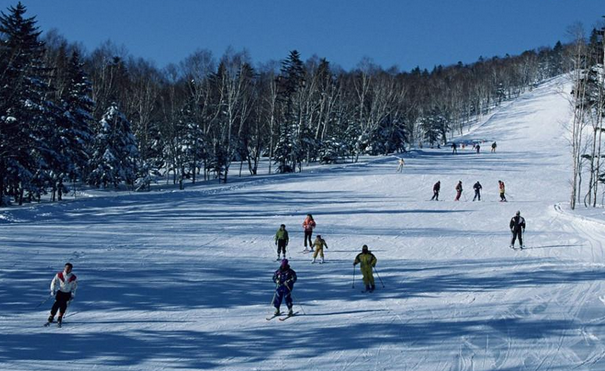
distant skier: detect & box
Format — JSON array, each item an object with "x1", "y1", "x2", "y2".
[
  {"x1": 472, "y1": 181, "x2": 482, "y2": 201},
  {"x1": 311, "y1": 235, "x2": 329, "y2": 264},
  {"x1": 498, "y1": 180, "x2": 507, "y2": 202},
  {"x1": 431, "y1": 181, "x2": 441, "y2": 201},
  {"x1": 272, "y1": 259, "x2": 297, "y2": 316},
  {"x1": 454, "y1": 181, "x2": 463, "y2": 201},
  {"x1": 302, "y1": 214, "x2": 316, "y2": 251},
  {"x1": 353, "y1": 245, "x2": 377, "y2": 292},
  {"x1": 396, "y1": 158, "x2": 405, "y2": 173},
  {"x1": 476, "y1": 144, "x2": 480, "y2": 153},
  {"x1": 491, "y1": 142, "x2": 497, "y2": 153},
  {"x1": 274, "y1": 224, "x2": 289, "y2": 260},
  {"x1": 509, "y1": 211, "x2": 526, "y2": 249},
  {"x1": 46, "y1": 263, "x2": 77, "y2": 326},
  {"x1": 451, "y1": 142, "x2": 458, "y2": 154}
]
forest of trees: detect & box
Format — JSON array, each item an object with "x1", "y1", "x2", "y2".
[
  {"x1": 569, "y1": 23, "x2": 605, "y2": 209},
  {"x1": 0, "y1": 3, "x2": 575, "y2": 206}
]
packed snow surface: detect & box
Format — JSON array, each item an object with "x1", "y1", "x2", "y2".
[{"x1": 2, "y1": 77, "x2": 605, "y2": 370}]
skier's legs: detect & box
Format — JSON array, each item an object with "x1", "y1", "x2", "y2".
[
  {"x1": 519, "y1": 232, "x2": 523, "y2": 247},
  {"x1": 273, "y1": 290, "x2": 284, "y2": 309},
  {"x1": 278, "y1": 240, "x2": 287, "y2": 256},
  {"x1": 51, "y1": 291, "x2": 70, "y2": 316},
  {"x1": 50, "y1": 300, "x2": 60, "y2": 316},
  {"x1": 284, "y1": 292, "x2": 293, "y2": 309},
  {"x1": 511, "y1": 231, "x2": 519, "y2": 246},
  {"x1": 312, "y1": 248, "x2": 319, "y2": 259},
  {"x1": 304, "y1": 231, "x2": 313, "y2": 247}
]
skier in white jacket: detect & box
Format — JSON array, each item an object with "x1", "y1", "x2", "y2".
[{"x1": 47, "y1": 263, "x2": 78, "y2": 325}]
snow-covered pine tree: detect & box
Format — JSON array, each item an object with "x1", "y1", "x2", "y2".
[
  {"x1": 50, "y1": 50, "x2": 94, "y2": 200},
  {"x1": 88, "y1": 104, "x2": 139, "y2": 188},
  {"x1": 0, "y1": 2, "x2": 53, "y2": 205},
  {"x1": 181, "y1": 105, "x2": 207, "y2": 186},
  {"x1": 274, "y1": 50, "x2": 305, "y2": 173}
]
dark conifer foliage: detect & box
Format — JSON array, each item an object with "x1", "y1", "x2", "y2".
[{"x1": 0, "y1": 2, "x2": 52, "y2": 205}]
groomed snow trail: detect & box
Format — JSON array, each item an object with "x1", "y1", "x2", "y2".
[{"x1": 1, "y1": 77, "x2": 605, "y2": 370}]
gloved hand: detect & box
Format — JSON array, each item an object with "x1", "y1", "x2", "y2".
[
  {"x1": 50, "y1": 291, "x2": 55, "y2": 296},
  {"x1": 275, "y1": 241, "x2": 278, "y2": 245}
]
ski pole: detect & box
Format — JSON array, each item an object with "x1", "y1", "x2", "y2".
[
  {"x1": 63, "y1": 301, "x2": 77, "y2": 319},
  {"x1": 373, "y1": 267, "x2": 385, "y2": 288},
  {"x1": 36, "y1": 294, "x2": 53, "y2": 309},
  {"x1": 289, "y1": 292, "x2": 306, "y2": 315},
  {"x1": 352, "y1": 265, "x2": 356, "y2": 288},
  {"x1": 285, "y1": 282, "x2": 306, "y2": 315}
]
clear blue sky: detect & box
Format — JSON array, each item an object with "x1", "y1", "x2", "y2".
[{"x1": 5, "y1": 0, "x2": 605, "y2": 71}]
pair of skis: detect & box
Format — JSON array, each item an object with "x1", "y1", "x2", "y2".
[{"x1": 266, "y1": 311, "x2": 299, "y2": 321}]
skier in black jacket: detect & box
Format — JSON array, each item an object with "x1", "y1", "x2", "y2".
[
  {"x1": 509, "y1": 211, "x2": 526, "y2": 249},
  {"x1": 473, "y1": 181, "x2": 482, "y2": 201},
  {"x1": 431, "y1": 181, "x2": 441, "y2": 201}
]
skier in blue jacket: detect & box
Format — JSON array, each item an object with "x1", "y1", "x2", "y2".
[{"x1": 272, "y1": 259, "x2": 297, "y2": 316}]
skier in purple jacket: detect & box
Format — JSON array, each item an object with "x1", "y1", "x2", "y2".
[{"x1": 272, "y1": 259, "x2": 297, "y2": 316}]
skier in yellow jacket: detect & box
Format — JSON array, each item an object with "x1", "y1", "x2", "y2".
[
  {"x1": 353, "y1": 245, "x2": 377, "y2": 292},
  {"x1": 311, "y1": 235, "x2": 328, "y2": 264}
]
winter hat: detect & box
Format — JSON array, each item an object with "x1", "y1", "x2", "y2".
[
  {"x1": 280, "y1": 259, "x2": 289, "y2": 268},
  {"x1": 316, "y1": 235, "x2": 321, "y2": 239},
  {"x1": 362, "y1": 245, "x2": 368, "y2": 252},
  {"x1": 516, "y1": 211, "x2": 521, "y2": 216}
]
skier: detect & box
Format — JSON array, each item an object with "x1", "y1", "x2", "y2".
[
  {"x1": 396, "y1": 158, "x2": 405, "y2": 173},
  {"x1": 509, "y1": 211, "x2": 526, "y2": 249},
  {"x1": 272, "y1": 259, "x2": 297, "y2": 316},
  {"x1": 431, "y1": 181, "x2": 441, "y2": 201},
  {"x1": 476, "y1": 144, "x2": 480, "y2": 153},
  {"x1": 498, "y1": 180, "x2": 507, "y2": 202},
  {"x1": 451, "y1": 142, "x2": 458, "y2": 154},
  {"x1": 46, "y1": 263, "x2": 77, "y2": 326},
  {"x1": 491, "y1": 142, "x2": 497, "y2": 153},
  {"x1": 353, "y1": 245, "x2": 377, "y2": 292},
  {"x1": 454, "y1": 181, "x2": 463, "y2": 201},
  {"x1": 472, "y1": 181, "x2": 482, "y2": 201},
  {"x1": 302, "y1": 214, "x2": 316, "y2": 251},
  {"x1": 274, "y1": 224, "x2": 289, "y2": 260},
  {"x1": 311, "y1": 235, "x2": 328, "y2": 264}
]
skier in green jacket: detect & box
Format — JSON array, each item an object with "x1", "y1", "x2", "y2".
[
  {"x1": 354, "y1": 245, "x2": 378, "y2": 292},
  {"x1": 274, "y1": 224, "x2": 289, "y2": 260}
]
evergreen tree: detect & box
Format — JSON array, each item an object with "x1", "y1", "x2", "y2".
[
  {"x1": 0, "y1": 2, "x2": 52, "y2": 205},
  {"x1": 274, "y1": 50, "x2": 305, "y2": 173},
  {"x1": 51, "y1": 50, "x2": 94, "y2": 199},
  {"x1": 88, "y1": 104, "x2": 138, "y2": 188}
]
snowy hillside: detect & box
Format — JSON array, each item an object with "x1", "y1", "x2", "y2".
[{"x1": 3, "y1": 76, "x2": 605, "y2": 371}]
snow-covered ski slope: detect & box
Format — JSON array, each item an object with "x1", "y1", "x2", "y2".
[{"x1": 2, "y1": 76, "x2": 605, "y2": 371}]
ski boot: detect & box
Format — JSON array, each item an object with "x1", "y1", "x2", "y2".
[
  {"x1": 369, "y1": 284, "x2": 375, "y2": 293},
  {"x1": 57, "y1": 316, "x2": 63, "y2": 327},
  {"x1": 288, "y1": 307, "x2": 294, "y2": 316},
  {"x1": 274, "y1": 308, "x2": 280, "y2": 316},
  {"x1": 311, "y1": 258, "x2": 316, "y2": 264},
  {"x1": 319, "y1": 258, "x2": 324, "y2": 264}
]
